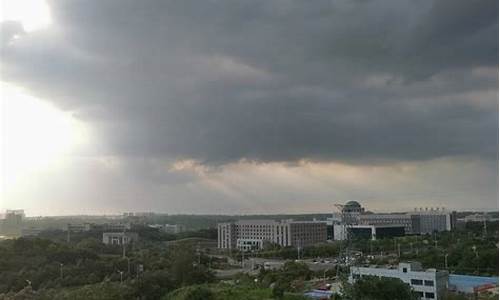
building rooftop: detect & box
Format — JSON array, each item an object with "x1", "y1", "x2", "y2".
[{"x1": 345, "y1": 201, "x2": 361, "y2": 207}]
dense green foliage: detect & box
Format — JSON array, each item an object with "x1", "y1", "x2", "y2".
[
  {"x1": 1, "y1": 218, "x2": 497, "y2": 299},
  {"x1": 342, "y1": 276, "x2": 418, "y2": 300},
  {"x1": 163, "y1": 284, "x2": 308, "y2": 300},
  {"x1": 0, "y1": 236, "x2": 214, "y2": 299}
]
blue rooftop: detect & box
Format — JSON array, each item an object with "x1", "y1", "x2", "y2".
[
  {"x1": 304, "y1": 289, "x2": 334, "y2": 299},
  {"x1": 449, "y1": 274, "x2": 498, "y2": 293}
]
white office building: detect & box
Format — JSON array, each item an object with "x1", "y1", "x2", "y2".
[
  {"x1": 350, "y1": 262, "x2": 449, "y2": 300},
  {"x1": 218, "y1": 220, "x2": 326, "y2": 251}
]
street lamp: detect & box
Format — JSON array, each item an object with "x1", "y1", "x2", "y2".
[
  {"x1": 59, "y1": 263, "x2": 64, "y2": 280},
  {"x1": 472, "y1": 245, "x2": 478, "y2": 258},
  {"x1": 118, "y1": 270, "x2": 124, "y2": 284}
]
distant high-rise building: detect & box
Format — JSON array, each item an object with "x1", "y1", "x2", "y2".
[{"x1": 0, "y1": 209, "x2": 24, "y2": 237}]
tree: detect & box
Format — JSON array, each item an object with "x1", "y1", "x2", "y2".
[
  {"x1": 182, "y1": 286, "x2": 215, "y2": 300},
  {"x1": 135, "y1": 270, "x2": 174, "y2": 299},
  {"x1": 271, "y1": 280, "x2": 286, "y2": 299},
  {"x1": 168, "y1": 244, "x2": 214, "y2": 286},
  {"x1": 281, "y1": 261, "x2": 312, "y2": 280},
  {"x1": 162, "y1": 285, "x2": 214, "y2": 300},
  {"x1": 344, "y1": 276, "x2": 418, "y2": 300}
]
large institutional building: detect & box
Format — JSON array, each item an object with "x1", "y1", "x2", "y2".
[
  {"x1": 332, "y1": 201, "x2": 457, "y2": 240},
  {"x1": 217, "y1": 220, "x2": 326, "y2": 251},
  {"x1": 218, "y1": 201, "x2": 458, "y2": 249}
]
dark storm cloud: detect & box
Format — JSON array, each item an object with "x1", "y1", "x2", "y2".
[{"x1": 1, "y1": 0, "x2": 498, "y2": 164}]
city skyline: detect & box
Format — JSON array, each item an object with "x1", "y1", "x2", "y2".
[{"x1": 1, "y1": 0, "x2": 498, "y2": 216}]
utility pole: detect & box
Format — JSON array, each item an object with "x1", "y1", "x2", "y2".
[
  {"x1": 472, "y1": 245, "x2": 479, "y2": 272},
  {"x1": 122, "y1": 228, "x2": 126, "y2": 259},
  {"x1": 127, "y1": 257, "x2": 131, "y2": 274},
  {"x1": 59, "y1": 263, "x2": 64, "y2": 280},
  {"x1": 444, "y1": 253, "x2": 448, "y2": 270},
  {"x1": 397, "y1": 243, "x2": 401, "y2": 258},
  {"x1": 482, "y1": 213, "x2": 488, "y2": 238},
  {"x1": 296, "y1": 240, "x2": 301, "y2": 260},
  {"x1": 197, "y1": 242, "x2": 201, "y2": 265},
  {"x1": 66, "y1": 226, "x2": 70, "y2": 243}
]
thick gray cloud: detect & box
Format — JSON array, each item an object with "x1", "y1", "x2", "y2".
[
  {"x1": 2, "y1": 0, "x2": 497, "y2": 164},
  {"x1": 1, "y1": 0, "x2": 498, "y2": 214}
]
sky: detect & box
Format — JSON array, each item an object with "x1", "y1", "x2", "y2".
[{"x1": 0, "y1": 0, "x2": 498, "y2": 216}]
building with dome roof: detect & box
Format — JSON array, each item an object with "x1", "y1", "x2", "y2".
[
  {"x1": 332, "y1": 201, "x2": 457, "y2": 239},
  {"x1": 342, "y1": 201, "x2": 365, "y2": 214}
]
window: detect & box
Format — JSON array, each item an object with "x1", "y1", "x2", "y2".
[
  {"x1": 403, "y1": 268, "x2": 407, "y2": 273},
  {"x1": 411, "y1": 279, "x2": 423, "y2": 285},
  {"x1": 425, "y1": 292, "x2": 435, "y2": 299},
  {"x1": 424, "y1": 280, "x2": 434, "y2": 286},
  {"x1": 415, "y1": 291, "x2": 424, "y2": 298}
]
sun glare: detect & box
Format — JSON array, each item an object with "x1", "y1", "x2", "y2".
[
  {"x1": 1, "y1": 0, "x2": 52, "y2": 32},
  {"x1": 1, "y1": 83, "x2": 89, "y2": 191}
]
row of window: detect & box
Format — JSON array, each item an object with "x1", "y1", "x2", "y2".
[
  {"x1": 410, "y1": 279, "x2": 434, "y2": 287},
  {"x1": 415, "y1": 291, "x2": 434, "y2": 299}
]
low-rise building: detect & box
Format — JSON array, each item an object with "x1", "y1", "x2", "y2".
[
  {"x1": 66, "y1": 223, "x2": 93, "y2": 232},
  {"x1": 66, "y1": 222, "x2": 131, "y2": 232},
  {"x1": 163, "y1": 224, "x2": 186, "y2": 234},
  {"x1": 461, "y1": 213, "x2": 492, "y2": 223},
  {"x1": 149, "y1": 224, "x2": 186, "y2": 234},
  {"x1": 102, "y1": 232, "x2": 138, "y2": 245},
  {"x1": 21, "y1": 228, "x2": 43, "y2": 237},
  {"x1": 350, "y1": 262, "x2": 448, "y2": 300}
]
